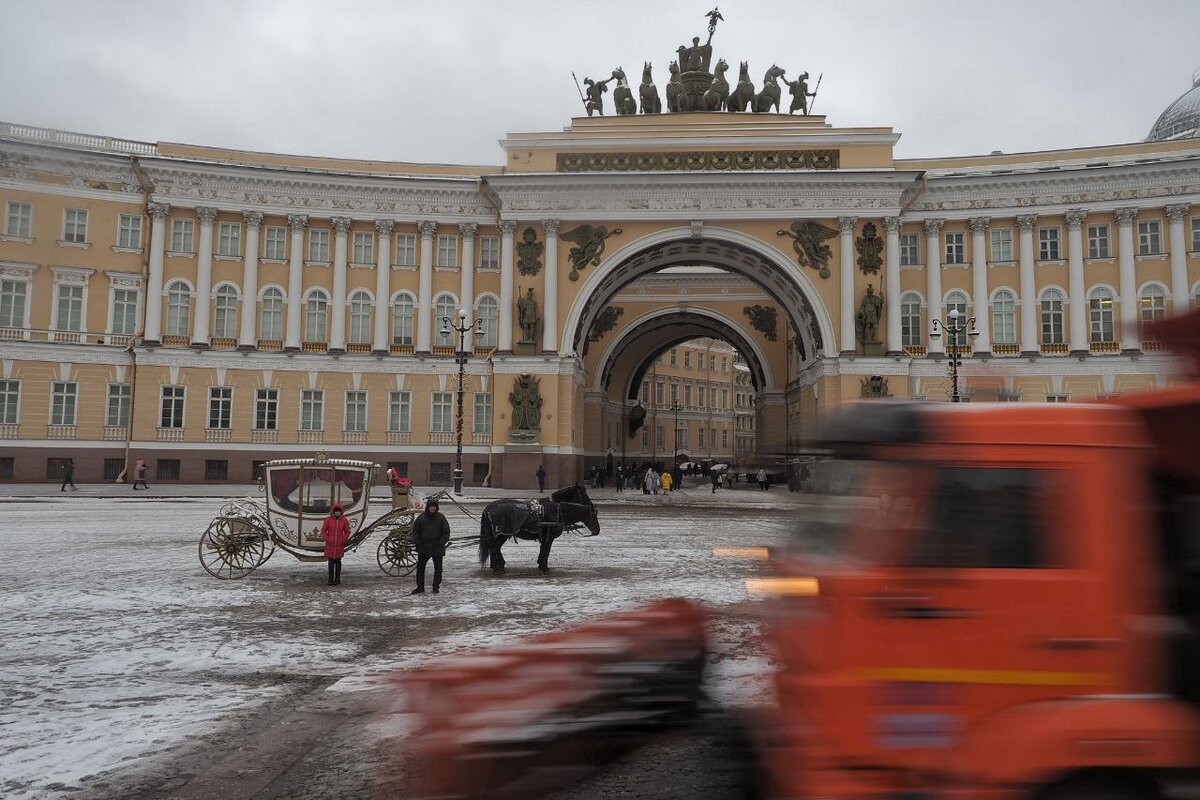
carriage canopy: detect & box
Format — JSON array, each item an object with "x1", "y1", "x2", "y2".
[{"x1": 261, "y1": 455, "x2": 378, "y2": 551}]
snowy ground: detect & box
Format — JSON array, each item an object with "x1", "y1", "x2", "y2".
[{"x1": 0, "y1": 481, "x2": 816, "y2": 799}]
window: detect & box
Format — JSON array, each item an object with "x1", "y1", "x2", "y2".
[
  {"x1": 991, "y1": 290, "x2": 1016, "y2": 344},
  {"x1": 435, "y1": 294, "x2": 456, "y2": 345},
  {"x1": 300, "y1": 389, "x2": 324, "y2": 431},
  {"x1": 477, "y1": 296, "x2": 498, "y2": 348},
  {"x1": 348, "y1": 290, "x2": 372, "y2": 344},
  {"x1": 684, "y1": 350, "x2": 692, "y2": 368},
  {"x1": 473, "y1": 463, "x2": 489, "y2": 483},
  {"x1": 392, "y1": 292, "x2": 415, "y2": 345},
  {"x1": 106, "y1": 383, "x2": 130, "y2": 428},
  {"x1": 395, "y1": 233, "x2": 416, "y2": 267},
  {"x1": 117, "y1": 214, "x2": 142, "y2": 249},
  {"x1": 352, "y1": 231, "x2": 374, "y2": 264},
  {"x1": 722, "y1": 389, "x2": 729, "y2": 408},
  {"x1": 436, "y1": 235, "x2": 458, "y2": 268},
  {"x1": 710, "y1": 387, "x2": 718, "y2": 407},
  {"x1": 208, "y1": 386, "x2": 232, "y2": 429},
  {"x1": 260, "y1": 287, "x2": 284, "y2": 340},
  {"x1": 945, "y1": 290, "x2": 969, "y2": 322},
  {"x1": 1088, "y1": 223, "x2": 1110, "y2": 259},
  {"x1": 1045, "y1": 394, "x2": 1070, "y2": 403},
  {"x1": 1192, "y1": 218, "x2": 1200, "y2": 252},
  {"x1": 254, "y1": 388, "x2": 279, "y2": 431},
  {"x1": 670, "y1": 349, "x2": 678, "y2": 366},
  {"x1": 1141, "y1": 284, "x2": 1167, "y2": 329},
  {"x1": 684, "y1": 384, "x2": 693, "y2": 406},
  {"x1": 479, "y1": 236, "x2": 500, "y2": 271},
  {"x1": 111, "y1": 288, "x2": 138, "y2": 335},
  {"x1": 389, "y1": 391, "x2": 411, "y2": 432},
  {"x1": 63, "y1": 208, "x2": 87, "y2": 243},
  {"x1": 431, "y1": 392, "x2": 453, "y2": 433},
  {"x1": 264, "y1": 226, "x2": 287, "y2": 260},
  {"x1": 671, "y1": 384, "x2": 679, "y2": 404},
  {"x1": 1038, "y1": 227, "x2": 1060, "y2": 261},
  {"x1": 900, "y1": 293, "x2": 922, "y2": 347},
  {"x1": 166, "y1": 281, "x2": 192, "y2": 337},
  {"x1": 345, "y1": 391, "x2": 367, "y2": 432},
  {"x1": 642, "y1": 428, "x2": 649, "y2": 448},
  {"x1": 698, "y1": 428, "x2": 706, "y2": 450},
  {"x1": 55, "y1": 284, "x2": 84, "y2": 331},
  {"x1": 205, "y1": 460, "x2": 229, "y2": 482},
  {"x1": 655, "y1": 382, "x2": 664, "y2": 405},
  {"x1": 1040, "y1": 289, "x2": 1065, "y2": 345},
  {"x1": 698, "y1": 353, "x2": 706, "y2": 371},
  {"x1": 899, "y1": 233, "x2": 920, "y2": 265},
  {"x1": 990, "y1": 228, "x2": 1013, "y2": 262},
  {"x1": 429, "y1": 462, "x2": 452, "y2": 484},
  {"x1": 657, "y1": 425, "x2": 665, "y2": 451},
  {"x1": 474, "y1": 392, "x2": 492, "y2": 434},
  {"x1": 0, "y1": 457, "x2": 11, "y2": 480},
  {"x1": 1088, "y1": 288, "x2": 1115, "y2": 343},
  {"x1": 170, "y1": 218, "x2": 194, "y2": 254},
  {"x1": 0, "y1": 278, "x2": 28, "y2": 328},
  {"x1": 0, "y1": 379, "x2": 18, "y2": 424},
  {"x1": 157, "y1": 459, "x2": 181, "y2": 481},
  {"x1": 5, "y1": 201, "x2": 31, "y2": 238},
  {"x1": 212, "y1": 285, "x2": 239, "y2": 339},
  {"x1": 216, "y1": 222, "x2": 241, "y2": 257},
  {"x1": 722, "y1": 429, "x2": 729, "y2": 449},
  {"x1": 1138, "y1": 220, "x2": 1162, "y2": 255},
  {"x1": 944, "y1": 231, "x2": 966, "y2": 265},
  {"x1": 160, "y1": 385, "x2": 185, "y2": 429},
  {"x1": 309, "y1": 228, "x2": 330, "y2": 262},
  {"x1": 104, "y1": 458, "x2": 124, "y2": 481},
  {"x1": 305, "y1": 290, "x2": 328, "y2": 341}
]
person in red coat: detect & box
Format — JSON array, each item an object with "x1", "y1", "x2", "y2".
[{"x1": 322, "y1": 503, "x2": 352, "y2": 586}]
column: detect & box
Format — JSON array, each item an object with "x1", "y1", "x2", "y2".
[
  {"x1": 143, "y1": 202, "x2": 170, "y2": 343},
  {"x1": 498, "y1": 220, "x2": 516, "y2": 352},
  {"x1": 238, "y1": 210, "x2": 263, "y2": 349},
  {"x1": 924, "y1": 219, "x2": 945, "y2": 355},
  {"x1": 1166, "y1": 204, "x2": 1191, "y2": 315},
  {"x1": 542, "y1": 218, "x2": 560, "y2": 353},
  {"x1": 882, "y1": 217, "x2": 902, "y2": 355},
  {"x1": 459, "y1": 222, "x2": 478, "y2": 353},
  {"x1": 191, "y1": 206, "x2": 217, "y2": 345},
  {"x1": 284, "y1": 214, "x2": 306, "y2": 350},
  {"x1": 1115, "y1": 208, "x2": 1140, "y2": 351},
  {"x1": 1065, "y1": 209, "x2": 1088, "y2": 354},
  {"x1": 329, "y1": 217, "x2": 350, "y2": 352},
  {"x1": 416, "y1": 220, "x2": 436, "y2": 352},
  {"x1": 1017, "y1": 214, "x2": 1039, "y2": 355},
  {"x1": 373, "y1": 219, "x2": 394, "y2": 353},
  {"x1": 963, "y1": 217, "x2": 990, "y2": 354},
  {"x1": 837, "y1": 217, "x2": 857, "y2": 355}
]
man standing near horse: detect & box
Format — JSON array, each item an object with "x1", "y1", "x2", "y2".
[{"x1": 412, "y1": 497, "x2": 451, "y2": 595}]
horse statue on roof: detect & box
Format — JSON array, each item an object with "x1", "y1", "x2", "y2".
[
  {"x1": 728, "y1": 61, "x2": 754, "y2": 112},
  {"x1": 478, "y1": 484, "x2": 599, "y2": 575},
  {"x1": 640, "y1": 62, "x2": 662, "y2": 114},
  {"x1": 704, "y1": 59, "x2": 730, "y2": 111},
  {"x1": 754, "y1": 64, "x2": 786, "y2": 113}
]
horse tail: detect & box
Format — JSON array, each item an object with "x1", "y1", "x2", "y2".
[{"x1": 479, "y1": 511, "x2": 493, "y2": 567}]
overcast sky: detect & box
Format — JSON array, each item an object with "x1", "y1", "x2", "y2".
[{"x1": 1, "y1": 0, "x2": 1198, "y2": 166}]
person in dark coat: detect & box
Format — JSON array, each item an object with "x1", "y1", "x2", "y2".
[
  {"x1": 411, "y1": 497, "x2": 451, "y2": 594},
  {"x1": 60, "y1": 459, "x2": 77, "y2": 492},
  {"x1": 536, "y1": 465, "x2": 546, "y2": 493},
  {"x1": 321, "y1": 503, "x2": 352, "y2": 586},
  {"x1": 711, "y1": 471, "x2": 720, "y2": 494}
]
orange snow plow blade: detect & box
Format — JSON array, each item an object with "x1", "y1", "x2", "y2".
[{"x1": 395, "y1": 598, "x2": 707, "y2": 799}]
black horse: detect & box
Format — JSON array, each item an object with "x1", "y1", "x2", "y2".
[{"x1": 478, "y1": 484, "x2": 599, "y2": 575}]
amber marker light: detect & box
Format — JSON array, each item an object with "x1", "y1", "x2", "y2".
[
  {"x1": 711, "y1": 547, "x2": 771, "y2": 559},
  {"x1": 745, "y1": 577, "x2": 820, "y2": 596}
]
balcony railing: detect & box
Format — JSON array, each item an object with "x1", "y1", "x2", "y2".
[
  {"x1": 51, "y1": 331, "x2": 83, "y2": 344},
  {"x1": 1040, "y1": 342, "x2": 1070, "y2": 355},
  {"x1": 429, "y1": 432, "x2": 454, "y2": 446},
  {"x1": 343, "y1": 431, "x2": 367, "y2": 444},
  {"x1": 947, "y1": 345, "x2": 973, "y2": 357},
  {"x1": 902, "y1": 345, "x2": 927, "y2": 357},
  {"x1": 252, "y1": 429, "x2": 278, "y2": 444},
  {"x1": 46, "y1": 425, "x2": 76, "y2": 439},
  {"x1": 0, "y1": 121, "x2": 158, "y2": 155},
  {"x1": 387, "y1": 431, "x2": 412, "y2": 446},
  {"x1": 298, "y1": 430, "x2": 324, "y2": 444},
  {"x1": 205, "y1": 428, "x2": 232, "y2": 443},
  {"x1": 472, "y1": 432, "x2": 492, "y2": 446},
  {"x1": 103, "y1": 425, "x2": 126, "y2": 441},
  {"x1": 0, "y1": 327, "x2": 139, "y2": 346},
  {"x1": 162, "y1": 335, "x2": 189, "y2": 346},
  {"x1": 432, "y1": 345, "x2": 456, "y2": 356},
  {"x1": 210, "y1": 337, "x2": 238, "y2": 350},
  {"x1": 257, "y1": 339, "x2": 283, "y2": 351},
  {"x1": 157, "y1": 427, "x2": 185, "y2": 442},
  {"x1": 106, "y1": 334, "x2": 134, "y2": 347},
  {"x1": 390, "y1": 343, "x2": 415, "y2": 355},
  {"x1": 1142, "y1": 340, "x2": 1164, "y2": 352},
  {"x1": 992, "y1": 343, "x2": 1020, "y2": 356},
  {"x1": 1090, "y1": 340, "x2": 1120, "y2": 354},
  {"x1": 347, "y1": 342, "x2": 372, "y2": 354},
  {"x1": 0, "y1": 423, "x2": 18, "y2": 439},
  {"x1": 301, "y1": 341, "x2": 327, "y2": 353}
]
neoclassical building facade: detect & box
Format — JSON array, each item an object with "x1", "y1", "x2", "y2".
[{"x1": 2, "y1": 75, "x2": 1199, "y2": 485}]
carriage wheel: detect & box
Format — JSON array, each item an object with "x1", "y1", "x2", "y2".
[
  {"x1": 377, "y1": 531, "x2": 417, "y2": 577},
  {"x1": 199, "y1": 517, "x2": 273, "y2": 580}
]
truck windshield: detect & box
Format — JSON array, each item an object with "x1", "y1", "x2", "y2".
[{"x1": 797, "y1": 459, "x2": 920, "y2": 564}]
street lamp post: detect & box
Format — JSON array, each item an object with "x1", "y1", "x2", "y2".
[
  {"x1": 439, "y1": 308, "x2": 484, "y2": 494},
  {"x1": 670, "y1": 400, "x2": 681, "y2": 465},
  {"x1": 928, "y1": 308, "x2": 979, "y2": 403}
]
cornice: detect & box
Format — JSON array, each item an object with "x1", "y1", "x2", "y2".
[{"x1": 500, "y1": 130, "x2": 902, "y2": 152}]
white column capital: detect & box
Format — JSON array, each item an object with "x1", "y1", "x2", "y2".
[
  {"x1": 417, "y1": 220, "x2": 438, "y2": 238},
  {"x1": 331, "y1": 217, "x2": 352, "y2": 236},
  {"x1": 287, "y1": 214, "x2": 308, "y2": 231},
  {"x1": 375, "y1": 219, "x2": 395, "y2": 237},
  {"x1": 924, "y1": 218, "x2": 945, "y2": 236},
  {"x1": 1165, "y1": 204, "x2": 1190, "y2": 224},
  {"x1": 1065, "y1": 209, "x2": 1087, "y2": 230},
  {"x1": 498, "y1": 219, "x2": 518, "y2": 236},
  {"x1": 1016, "y1": 214, "x2": 1038, "y2": 233},
  {"x1": 882, "y1": 216, "x2": 902, "y2": 234},
  {"x1": 1115, "y1": 207, "x2": 1138, "y2": 227},
  {"x1": 147, "y1": 202, "x2": 171, "y2": 221},
  {"x1": 243, "y1": 210, "x2": 264, "y2": 229},
  {"x1": 458, "y1": 222, "x2": 478, "y2": 239},
  {"x1": 196, "y1": 206, "x2": 219, "y2": 225},
  {"x1": 837, "y1": 216, "x2": 857, "y2": 233},
  {"x1": 542, "y1": 218, "x2": 562, "y2": 237},
  {"x1": 968, "y1": 216, "x2": 990, "y2": 234}
]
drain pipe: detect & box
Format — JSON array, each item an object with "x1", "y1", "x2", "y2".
[
  {"x1": 480, "y1": 346, "x2": 498, "y2": 486},
  {"x1": 120, "y1": 155, "x2": 155, "y2": 482}
]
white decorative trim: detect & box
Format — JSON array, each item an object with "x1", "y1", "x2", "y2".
[
  {"x1": 0, "y1": 260, "x2": 36, "y2": 279},
  {"x1": 104, "y1": 271, "x2": 143, "y2": 289},
  {"x1": 51, "y1": 266, "x2": 95, "y2": 285}
]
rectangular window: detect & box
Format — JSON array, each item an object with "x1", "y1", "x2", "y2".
[
  {"x1": 473, "y1": 462, "x2": 489, "y2": 483},
  {"x1": 63, "y1": 208, "x2": 88, "y2": 243},
  {"x1": 1038, "y1": 227, "x2": 1060, "y2": 261},
  {"x1": 474, "y1": 392, "x2": 492, "y2": 434},
  {"x1": 1138, "y1": 220, "x2": 1162, "y2": 255},
  {"x1": 171, "y1": 218, "x2": 194, "y2": 253},
  {"x1": 436, "y1": 235, "x2": 458, "y2": 268},
  {"x1": 205, "y1": 460, "x2": 228, "y2": 481},
  {"x1": 208, "y1": 386, "x2": 232, "y2": 430},
  {"x1": 55, "y1": 284, "x2": 83, "y2": 331},
  {"x1": 103, "y1": 458, "x2": 124, "y2": 481},
  {"x1": 431, "y1": 392, "x2": 453, "y2": 433},
  {"x1": 309, "y1": 229, "x2": 330, "y2": 262},
  {"x1": 300, "y1": 389, "x2": 324, "y2": 431},
  {"x1": 944, "y1": 231, "x2": 966, "y2": 265},
  {"x1": 217, "y1": 222, "x2": 241, "y2": 257},
  {"x1": 657, "y1": 425, "x2": 665, "y2": 451},
  {"x1": 0, "y1": 457, "x2": 11, "y2": 480},
  {"x1": 640, "y1": 381, "x2": 649, "y2": 404},
  {"x1": 156, "y1": 459, "x2": 181, "y2": 481},
  {"x1": 642, "y1": 428, "x2": 649, "y2": 449},
  {"x1": 106, "y1": 383, "x2": 130, "y2": 428},
  {"x1": 698, "y1": 428, "x2": 706, "y2": 450},
  {"x1": 389, "y1": 391, "x2": 411, "y2": 432},
  {"x1": 684, "y1": 384, "x2": 693, "y2": 406},
  {"x1": 254, "y1": 388, "x2": 279, "y2": 431},
  {"x1": 990, "y1": 228, "x2": 1013, "y2": 262},
  {"x1": 722, "y1": 429, "x2": 728, "y2": 449},
  {"x1": 6, "y1": 201, "x2": 32, "y2": 238},
  {"x1": 111, "y1": 288, "x2": 138, "y2": 335},
  {"x1": 1088, "y1": 223, "x2": 1110, "y2": 259},
  {"x1": 722, "y1": 389, "x2": 729, "y2": 409},
  {"x1": 1192, "y1": 218, "x2": 1200, "y2": 252},
  {"x1": 429, "y1": 462, "x2": 452, "y2": 484},
  {"x1": 655, "y1": 382, "x2": 664, "y2": 405},
  {"x1": 395, "y1": 233, "x2": 417, "y2": 267},
  {"x1": 352, "y1": 231, "x2": 374, "y2": 264},
  {"x1": 684, "y1": 350, "x2": 692, "y2": 368},
  {"x1": 0, "y1": 278, "x2": 28, "y2": 328},
  {"x1": 50, "y1": 381, "x2": 78, "y2": 426},
  {"x1": 697, "y1": 353, "x2": 705, "y2": 371},
  {"x1": 1045, "y1": 394, "x2": 1070, "y2": 403},
  {"x1": 0, "y1": 379, "x2": 18, "y2": 424},
  {"x1": 160, "y1": 385, "x2": 185, "y2": 429},
  {"x1": 344, "y1": 391, "x2": 367, "y2": 432},
  {"x1": 670, "y1": 384, "x2": 678, "y2": 404},
  {"x1": 263, "y1": 226, "x2": 287, "y2": 260},
  {"x1": 899, "y1": 233, "x2": 920, "y2": 265},
  {"x1": 117, "y1": 214, "x2": 143, "y2": 249},
  {"x1": 479, "y1": 236, "x2": 500, "y2": 271}
]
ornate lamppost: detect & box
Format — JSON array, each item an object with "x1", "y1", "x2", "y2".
[
  {"x1": 671, "y1": 400, "x2": 682, "y2": 465},
  {"x1": 439, "y1": 308, "x2": 484, "y2": 494},
  {"x1": 928, "y1": 308, "x2": 979, "y2": 403}
]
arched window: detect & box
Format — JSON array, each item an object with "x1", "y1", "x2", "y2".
[
  {"x1": 166, "y1": 280, "x2": 192, "y2": 337},
  {"x1": 212, "y1": 284, "x2": 240, "y2": 339},
  {"x1": 1089, "y1": 286, "x2": 1115, "y2": 344},
  {"x1": 945, "y1": 290, "x2": 969, "y2": 319},
  {"x1": 260, "y1": 287, "x2": 284, "y2": 340},
  {"x1": 305, "y1": 289, "x2": 329, "y2": 342},
  {"x1": 477, "y1": 296, "x2": 499, "y2": 348},
  {"x1": 1140, "y1": 284, "x2": 1167, "y2": 329},
  {"x1": 435, "y1": 294, "x2": 457, "y2": 346},
  {"x1": 1039, "y1": 288, "x2": 1064, "y2": 345},
  {"x1": 991, "y1": 289, "x2": 1016, "y2": 344},
  {"x1": 392, "y1": 292, "x2": 415, "y2": 346},
  {"x1": 348, "y1": 290, "x2": 372, "y2": 344},
  {"x1": 900, "y1": 292, "x2": 922, "y2": 347}
]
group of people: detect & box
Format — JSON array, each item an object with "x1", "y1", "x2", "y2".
[{"x1": 320, "y1": 496, "x2": 450, "y2": 593}]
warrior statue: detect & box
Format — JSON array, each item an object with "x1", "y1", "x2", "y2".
[
  {"x1": 856, "y1": 284, "x2": 885, "y2": 346},
  {"x1": 583, "y1": 76, "x2": 613, "y2": 117},
  {"x1": 786, "y1": 71, "x2": 817, "y2": 115},
  {"x1": 517, "y1": 287, "x2": 543, "y2": 343}
]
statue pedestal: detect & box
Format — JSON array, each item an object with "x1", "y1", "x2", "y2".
[
  {"x1": 862, "y1": 341, "x2": 884, "y2": 357},
  {"x1": 515, "y1": 340, "x2": 537, "y2": 356},
  {"x1": 508, "y1": 428, "x2": 541, "y2": 446}
]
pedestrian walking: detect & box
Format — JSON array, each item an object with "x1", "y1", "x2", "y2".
[
  {"x1": 536, "y1": 465, "x2": 546, "y2": 493},
  {"x1": 614, "y1": 465, "x2": 624, "y2": 493},
  {"x1": 757, "y1": 468, "x2": 769, "y2": 491},
  {"x1": 661, "y1": 470, "x2": 672, "y2": 493},
  {"x1": 644, "y1": 468, "x2": 658, "y2": 495},
  {"x1": 321, "y1": 503, "x2": 351, "y2": 586},
  {"x1": 132, "y1": 459, "x2": 149, "y2": 490},
  {"x1": 711, "y1": 472, "x2": 720, "y2": 494},
  {"x1": 60, "y1": 459, "x2": 77, "y2": 492},
  {"x1": 412, "y1": 497, "x2": 451, "y2": 594}
]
